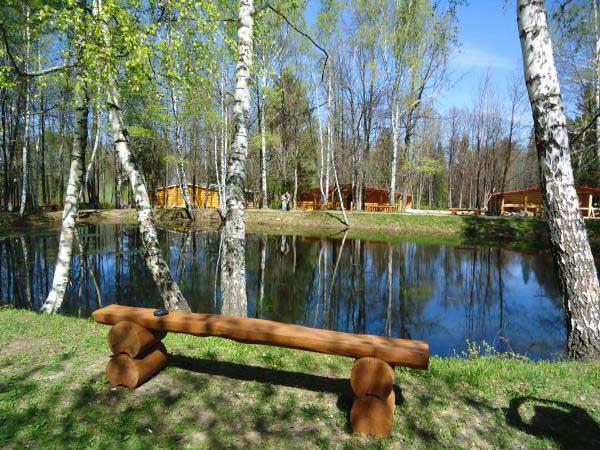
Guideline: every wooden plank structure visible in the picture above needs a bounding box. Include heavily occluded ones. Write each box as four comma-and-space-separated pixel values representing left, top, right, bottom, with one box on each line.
93, 304, 430, 436
155, 183, 221, 209
298, 184, 413, 212
449, 208, 481, 216
489, 186, 600, 218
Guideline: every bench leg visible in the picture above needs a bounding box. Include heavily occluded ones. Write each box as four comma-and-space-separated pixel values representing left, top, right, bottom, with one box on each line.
105, 321, 168, 389
350, 357, 395, 437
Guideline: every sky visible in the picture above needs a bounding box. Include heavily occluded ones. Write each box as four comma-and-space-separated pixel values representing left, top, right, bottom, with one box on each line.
438, 1, 525, 112
304, 1, 529, 119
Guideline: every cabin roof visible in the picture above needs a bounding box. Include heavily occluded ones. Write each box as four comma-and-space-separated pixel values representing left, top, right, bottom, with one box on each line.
490, 186, 600, 197
157, 183, 219, 191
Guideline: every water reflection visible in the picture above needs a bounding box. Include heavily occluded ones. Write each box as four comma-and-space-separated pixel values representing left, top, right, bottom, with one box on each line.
0, 224, 565, 359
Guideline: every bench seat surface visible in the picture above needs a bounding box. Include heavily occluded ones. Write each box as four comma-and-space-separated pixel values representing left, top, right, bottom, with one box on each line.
93, 305, 429, 369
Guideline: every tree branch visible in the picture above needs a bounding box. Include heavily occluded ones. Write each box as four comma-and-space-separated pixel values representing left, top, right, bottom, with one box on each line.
1, 24, 75, 78
263, 4, 329, 81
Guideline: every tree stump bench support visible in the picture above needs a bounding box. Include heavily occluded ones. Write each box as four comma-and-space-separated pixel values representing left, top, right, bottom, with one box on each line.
93, 305, 429, 437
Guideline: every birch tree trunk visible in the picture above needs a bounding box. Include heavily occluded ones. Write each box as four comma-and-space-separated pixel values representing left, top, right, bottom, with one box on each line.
19, 6, 30, 217
220, 0, 253, 317
313, 75, 326, 203
389, 99, 399, 206
323, 70, 332, 208
171, 89, 194, 221
518, 0, 600, 359
41, 91, 88, 313
107, 82, 190, 311
92, 0, 190, 311
258, 74, 268, 208
593, 0, 600, 161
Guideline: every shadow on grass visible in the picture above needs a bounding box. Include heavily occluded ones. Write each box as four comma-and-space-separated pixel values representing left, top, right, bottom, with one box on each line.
506, 396, 600, 450
1, 352, 407, 447
169, 354, 405, 427
460, 216, 550, 248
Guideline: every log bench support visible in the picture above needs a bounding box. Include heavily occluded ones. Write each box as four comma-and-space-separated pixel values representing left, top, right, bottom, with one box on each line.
350, 357, 395, 436
104, 320, 168, 389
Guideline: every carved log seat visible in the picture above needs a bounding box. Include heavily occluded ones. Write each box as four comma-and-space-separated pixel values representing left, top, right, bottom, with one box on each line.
92, 304, 429, 437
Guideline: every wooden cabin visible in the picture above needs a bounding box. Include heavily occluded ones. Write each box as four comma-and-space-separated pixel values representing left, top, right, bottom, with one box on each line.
155, 184, 220, 208
489, 186, 600, 218
298, 184, 412, 212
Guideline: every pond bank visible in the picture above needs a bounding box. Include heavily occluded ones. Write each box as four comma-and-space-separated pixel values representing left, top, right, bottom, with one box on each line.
1, 309, 598, 448
3, 208, 600, 252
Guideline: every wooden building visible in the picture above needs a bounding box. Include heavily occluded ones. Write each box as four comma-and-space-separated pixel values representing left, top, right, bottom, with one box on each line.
298, 184, 412, 212
489, 186, 600, 218
155, 184, 220, 208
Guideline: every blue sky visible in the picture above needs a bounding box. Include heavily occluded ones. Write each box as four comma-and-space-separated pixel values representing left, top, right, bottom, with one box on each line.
438, 1, 524, 112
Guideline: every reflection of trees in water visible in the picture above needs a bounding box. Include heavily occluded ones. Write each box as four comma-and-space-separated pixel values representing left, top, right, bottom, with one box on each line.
0, 226, 566, 358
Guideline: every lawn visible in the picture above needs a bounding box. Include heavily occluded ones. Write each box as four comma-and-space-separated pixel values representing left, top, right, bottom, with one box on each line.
1, 309, 599, 449
5, 208, 600, 254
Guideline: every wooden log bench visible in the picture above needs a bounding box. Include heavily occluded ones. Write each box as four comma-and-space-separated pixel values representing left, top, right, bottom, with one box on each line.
92, 304, 429, 437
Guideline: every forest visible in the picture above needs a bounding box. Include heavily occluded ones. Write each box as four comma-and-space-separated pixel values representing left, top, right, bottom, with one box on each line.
1, 0, 598, 216
2, 0, 600, 446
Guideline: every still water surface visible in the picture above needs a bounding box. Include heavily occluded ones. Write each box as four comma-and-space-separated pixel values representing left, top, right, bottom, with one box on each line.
0, 224, 565, 359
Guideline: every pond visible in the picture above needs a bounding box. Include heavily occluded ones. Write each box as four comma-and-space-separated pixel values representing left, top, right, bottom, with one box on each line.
0, 223, 565, 359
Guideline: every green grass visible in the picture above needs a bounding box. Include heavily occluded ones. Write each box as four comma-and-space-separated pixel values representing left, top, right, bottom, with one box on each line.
4, 208, 600, 253
1, 310, 599, 449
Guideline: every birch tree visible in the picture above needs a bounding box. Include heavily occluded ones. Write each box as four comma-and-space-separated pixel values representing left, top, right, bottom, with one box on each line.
41, 89, 88, 313
96, 0, 191, 312
518, 0, 600, 359
18, 6, 30, 217
220, 0, 253, 315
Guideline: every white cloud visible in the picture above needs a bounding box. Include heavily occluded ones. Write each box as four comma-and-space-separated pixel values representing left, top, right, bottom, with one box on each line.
452, 44, 515, 71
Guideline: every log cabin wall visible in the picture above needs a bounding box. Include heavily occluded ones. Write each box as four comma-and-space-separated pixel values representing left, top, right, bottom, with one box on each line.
297, 184, 412, 211
492, 187, 600, 218
155, 185, 220, 208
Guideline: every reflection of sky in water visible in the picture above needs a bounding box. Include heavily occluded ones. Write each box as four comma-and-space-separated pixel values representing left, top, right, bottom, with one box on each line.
0, 224, 565, 359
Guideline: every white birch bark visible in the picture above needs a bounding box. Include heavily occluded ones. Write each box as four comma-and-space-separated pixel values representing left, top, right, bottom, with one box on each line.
259, 73, 268, 208
219, 71, 228, 216
313, 74, 326, 203
19, 7, 30, 217
518, 0, 600, 359
19, 85, 29, 217
41, 91, 88, 313
220, 0, 253, 317
106, 82, 190, 311
593, 0, 600, 161
390, 99, 399, 206
170, 88, 194, 221
324, 70, 332, 208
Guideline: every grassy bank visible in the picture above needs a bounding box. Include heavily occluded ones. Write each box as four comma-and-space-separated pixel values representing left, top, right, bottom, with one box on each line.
3, 208, 600, 252
1, 310, 599, 449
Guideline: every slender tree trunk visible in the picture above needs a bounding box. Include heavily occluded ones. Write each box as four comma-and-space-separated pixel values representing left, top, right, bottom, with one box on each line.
594, 0, 600, 161
170, 89, 194, 221
19, 87, 29, 216
258, 74, 268, 208
313, 74, 326, 203
390, 99, 399, 206
41, 91, 88, 313
220, 0, 253, 316
93, 0, 190, 311
518, 0, 600, 359
19, 7, 30, 217
219, 71, 228, 217
106, 82, 190, 311
1, 89, 8, 210
323, 70, 332, 208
